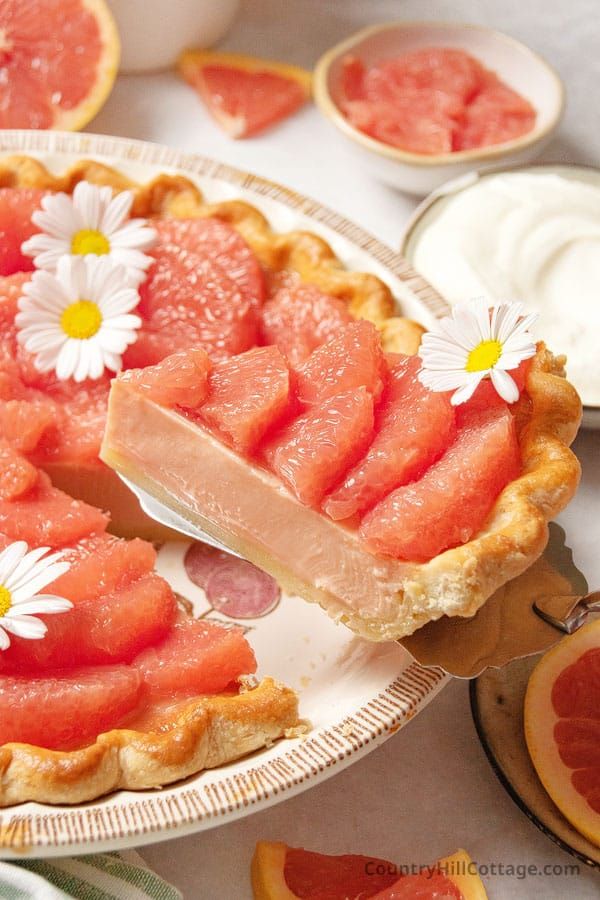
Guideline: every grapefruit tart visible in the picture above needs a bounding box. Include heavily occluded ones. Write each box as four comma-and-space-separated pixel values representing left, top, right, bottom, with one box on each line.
0, 155, 582, 654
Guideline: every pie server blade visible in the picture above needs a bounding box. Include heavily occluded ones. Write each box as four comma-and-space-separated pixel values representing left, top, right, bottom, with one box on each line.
400, 523, 596, 678
119, 475, 244, 559
121, 475, 591, 679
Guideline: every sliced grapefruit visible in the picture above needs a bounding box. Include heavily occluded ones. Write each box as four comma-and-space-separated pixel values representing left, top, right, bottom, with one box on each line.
260, 284, 353, 367
0, 665, 142, 750
251, 841, 488, 900
0, 572, 176, 673
339, 48, 535, 154
360, 405, 520, 561
0, 189, 45, 275
120, 348, 212, 409
262, 387, 374, 507
296, 320, 386, 405
153, 218, 266, 311
133, 615, 257, 698
0, 438, 38, 501
124, 247, 258, 367
179, 50, 311, 138
0, 0, 120, 131
195, 346, 291, 453
525, 618, 600, 847
48, 532, 157, 603
325, 354, 456, 520
0, 398, 57, 454
0, 470, 108, 547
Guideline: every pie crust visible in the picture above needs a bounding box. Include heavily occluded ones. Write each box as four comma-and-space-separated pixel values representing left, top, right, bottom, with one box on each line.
0, 677, 299, 807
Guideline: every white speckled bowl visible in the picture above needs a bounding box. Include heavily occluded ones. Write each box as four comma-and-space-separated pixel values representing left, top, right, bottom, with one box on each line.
313, 21, 565, 195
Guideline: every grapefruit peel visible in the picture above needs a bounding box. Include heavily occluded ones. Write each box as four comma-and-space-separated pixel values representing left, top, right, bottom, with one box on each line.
178, 50, 312, 138
525, 618, 600, 848
251, 841, 488, 900
0, 0, 120, 132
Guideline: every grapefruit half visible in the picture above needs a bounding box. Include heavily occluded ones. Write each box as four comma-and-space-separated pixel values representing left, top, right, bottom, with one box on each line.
0, 0, 120, 130
178, 50, 312, 138
525, 617, 600, 848
251, 841, 488, 900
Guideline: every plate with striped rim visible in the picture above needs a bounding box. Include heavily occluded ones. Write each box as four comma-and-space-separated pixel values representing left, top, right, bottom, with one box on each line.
0, 129, 448, 858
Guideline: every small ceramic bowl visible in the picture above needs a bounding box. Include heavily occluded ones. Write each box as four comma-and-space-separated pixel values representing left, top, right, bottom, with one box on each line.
400, 162, 600, 429
109, 0, 241, 73
313, 21, 565, 195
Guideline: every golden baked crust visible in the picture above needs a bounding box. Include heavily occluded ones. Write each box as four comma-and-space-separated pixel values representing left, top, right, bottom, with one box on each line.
0, 677, 299, 807
0, 155, 419, 350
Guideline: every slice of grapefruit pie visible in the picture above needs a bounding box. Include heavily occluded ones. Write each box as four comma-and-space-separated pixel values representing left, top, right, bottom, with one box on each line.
103, 300, 581, 641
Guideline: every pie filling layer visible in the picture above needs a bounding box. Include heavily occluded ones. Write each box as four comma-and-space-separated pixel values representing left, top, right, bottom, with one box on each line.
101, 332, 523, 629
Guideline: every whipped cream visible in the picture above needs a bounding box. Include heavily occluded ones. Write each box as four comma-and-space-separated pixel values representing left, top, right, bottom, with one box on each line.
411, 171, 600, 407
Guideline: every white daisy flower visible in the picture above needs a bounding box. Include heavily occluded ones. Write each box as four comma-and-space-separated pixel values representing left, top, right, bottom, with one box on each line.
22, 181, 157, 283
0, 541, 72, 651
418, 298, 538, 406
15, 255, 142, 383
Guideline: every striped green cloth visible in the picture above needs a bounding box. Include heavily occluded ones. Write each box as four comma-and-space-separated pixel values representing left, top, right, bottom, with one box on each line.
0, 850, 181, 900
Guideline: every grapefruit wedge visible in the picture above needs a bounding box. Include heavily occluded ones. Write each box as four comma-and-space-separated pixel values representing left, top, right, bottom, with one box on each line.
0, 0, 120, 130
251, 841, 488, 900
178, 50, 312, 138
525, 617, 600, 848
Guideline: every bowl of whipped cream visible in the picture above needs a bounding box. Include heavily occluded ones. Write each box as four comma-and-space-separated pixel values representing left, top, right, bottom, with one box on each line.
400, 164, 600, 427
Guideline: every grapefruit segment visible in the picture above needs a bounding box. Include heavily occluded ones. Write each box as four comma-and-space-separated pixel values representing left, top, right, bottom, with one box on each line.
525, 619, 600, 846
0, 665, 142, 751
251, 841, 488, 900
48, 532, 157, 603
0, 0, 120, 131
133, 615, 257, 698
0, 188, 45, 275
124, 247, 257, 367
120, 348, 212, 409
324, 354, 456, 520
339, 48, 535, 154
194, 346, 291, 452
0, 439, 38, 500
360, 405, 520, 561
260, 284, 353, 367
0, 471, 108, 547
296, 321, 386, 405
262, 387, 375, 507
153, 218, 266, 311
0, 398, 57, 453
0, 572, 176, 672
179, 50, 311, 138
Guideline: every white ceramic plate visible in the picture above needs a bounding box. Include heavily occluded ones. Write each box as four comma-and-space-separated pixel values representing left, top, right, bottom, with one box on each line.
0, 130, 448, 859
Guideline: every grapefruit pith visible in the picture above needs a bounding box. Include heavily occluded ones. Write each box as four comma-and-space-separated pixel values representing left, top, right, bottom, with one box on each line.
179, 50, 311, 138
251, 841, 488, 900
525, 617, 600, 848
0, 0, 120, 131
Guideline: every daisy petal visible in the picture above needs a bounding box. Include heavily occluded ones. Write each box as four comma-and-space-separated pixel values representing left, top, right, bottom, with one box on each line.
451, 374, 484, 406
100, 190, 133, 234
0, 626, 10, 650
0, 542, 29, 585
490, 368, 520, 403
2, 614, 47, 640
12, 596, 73, 616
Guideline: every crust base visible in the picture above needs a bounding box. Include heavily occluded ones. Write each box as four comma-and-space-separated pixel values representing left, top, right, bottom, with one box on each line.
0, 678, 299, 807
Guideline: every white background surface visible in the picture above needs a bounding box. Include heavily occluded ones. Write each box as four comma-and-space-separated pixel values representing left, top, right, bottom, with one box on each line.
94, 2, 600, 896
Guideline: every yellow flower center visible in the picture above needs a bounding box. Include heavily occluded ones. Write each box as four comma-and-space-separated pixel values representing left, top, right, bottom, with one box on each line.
466, 339, 502, 373
60, 300, 102, 340
71, 229, 110, 256
0, 585, 12, 618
